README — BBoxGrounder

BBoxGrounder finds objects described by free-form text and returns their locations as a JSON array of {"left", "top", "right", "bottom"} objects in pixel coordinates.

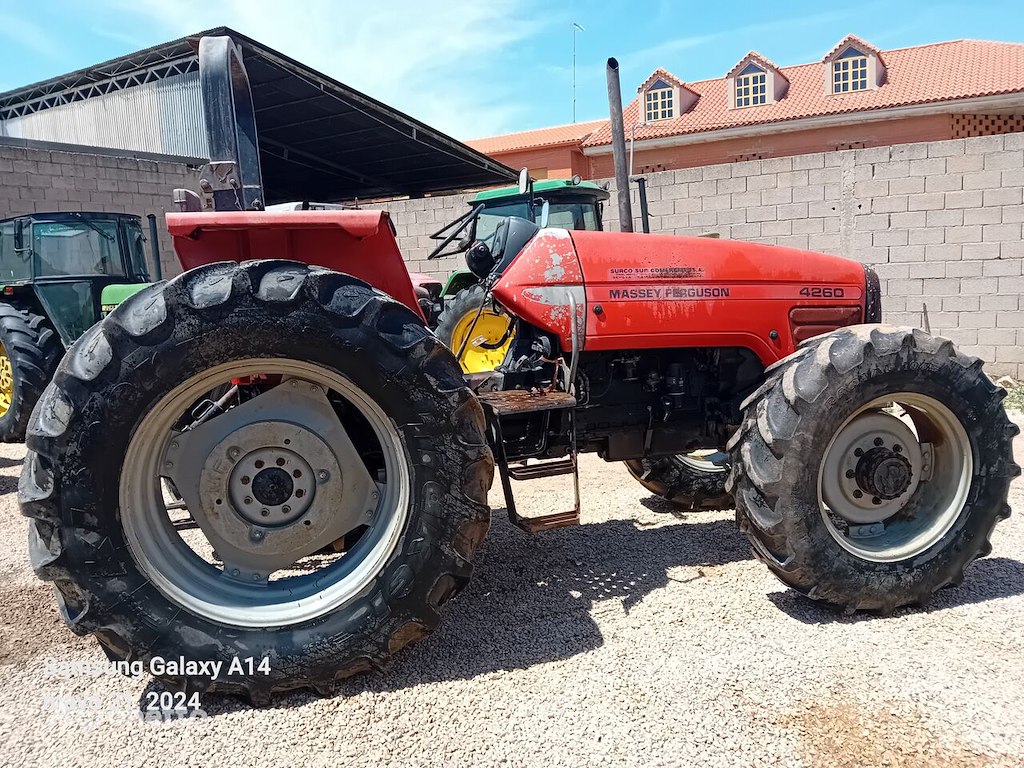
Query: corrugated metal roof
[{"left": 0, "top": 27, "right": 514, "bottom": 201}]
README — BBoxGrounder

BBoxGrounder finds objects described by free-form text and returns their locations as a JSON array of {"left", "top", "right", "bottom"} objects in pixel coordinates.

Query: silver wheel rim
[
  {"left": 677, "top": 450, "right": 728, "bottom": 474},
  {"left": 817, "top": 392, "right": 972, "bottom": 562},
  {"left": 120, "top": 359, "right": 409, "bottom": 628}
]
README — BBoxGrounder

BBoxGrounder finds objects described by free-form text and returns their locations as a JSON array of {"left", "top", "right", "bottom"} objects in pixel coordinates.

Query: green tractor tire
[{"left": 0, "top": 304, "right": 62, "bottom": 442}]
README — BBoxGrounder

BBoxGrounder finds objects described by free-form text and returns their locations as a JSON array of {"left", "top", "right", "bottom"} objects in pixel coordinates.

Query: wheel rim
[
  {"left": 0, "top": 342, "right": 12, "bottom": 417},
  {"left": 120, "top": 359, "right": 409, "bottom": 628},
  {"left": 817, "top": 393, "right": 972, "bottom": 562},
  {"left": 450, "top": 309, "right": 513, "bottom": 373},
  {"left": 677, "top": 450, "right": 728, "bottom": 474}
]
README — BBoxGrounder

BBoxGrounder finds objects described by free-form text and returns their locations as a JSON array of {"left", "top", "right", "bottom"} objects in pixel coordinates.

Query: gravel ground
[{"left": 0, "top": 416, "right": 1022, "bottom": 768}]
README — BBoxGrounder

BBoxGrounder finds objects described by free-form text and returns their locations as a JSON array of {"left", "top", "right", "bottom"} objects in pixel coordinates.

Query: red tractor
[{"left": 21, "top": 38, "right": 1018, "bottom": 703}]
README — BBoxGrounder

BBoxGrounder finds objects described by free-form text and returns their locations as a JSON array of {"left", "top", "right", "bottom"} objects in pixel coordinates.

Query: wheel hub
[
  {"left": 229, "top": 446, "right": 316, "bottom": 526},
  {"left": 821, "top": 411, "right": 924, "bottom": 525},
  {"left": 855, "top": 447, "right": 913, "bottom": 500}
]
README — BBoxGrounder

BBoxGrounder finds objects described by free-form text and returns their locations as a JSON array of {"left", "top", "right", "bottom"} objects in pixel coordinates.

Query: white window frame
[
  {"left": 735, "top": 70, "right": 767, "bottom": 108},
  {"left": 832, "top": 54, "right": 869, "bottom": 93},
  {"left": 645, "top": 87, "right": 674, "bottom": 121}
]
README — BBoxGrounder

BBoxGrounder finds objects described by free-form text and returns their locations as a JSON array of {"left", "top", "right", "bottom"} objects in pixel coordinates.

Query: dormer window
[
  {"left": 832, "top": 48, "right": 869, "bottom": 92},
  {"left": 735, "top": 64, "right": 767, "bottom": 107},
  {"left": 645, "top": 79, "right": 674, "bottom": 121},
  {"left": 727, "top": 51, "right": 788, "bottom": 109},
  {"left": 823, "top": 35, "right": 885, "bottom": 94}
]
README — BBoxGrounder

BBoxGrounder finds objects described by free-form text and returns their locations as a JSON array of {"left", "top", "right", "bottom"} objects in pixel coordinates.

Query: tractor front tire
[
  {"left": 20, "top": 261, "right": 493, "bottom": 703},
  {"left": 0, "top": 304, "right": 61, "bottom": 442},
  {"left": 435, "top": 283, "right": 514, "bottom": 373},
  {"left": 624, "top": 454, "right": 733, "bottom": 511},
  {"left": 728, "top": 325, "right": 1019, "bottom": 614}
]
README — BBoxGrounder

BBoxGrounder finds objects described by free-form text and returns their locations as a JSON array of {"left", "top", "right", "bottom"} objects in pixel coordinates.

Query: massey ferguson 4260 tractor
[{"left": 21, "top": 38, "right": 1019, "bottom": 702}]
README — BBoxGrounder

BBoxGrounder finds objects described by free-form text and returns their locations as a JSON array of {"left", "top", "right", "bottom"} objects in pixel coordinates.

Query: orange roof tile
[
  {"left": 582, "top": 39, "right": 1024, "bottom": 148},
  {"left": 466, "top": 119, "right": 607, "bottom": 155}
]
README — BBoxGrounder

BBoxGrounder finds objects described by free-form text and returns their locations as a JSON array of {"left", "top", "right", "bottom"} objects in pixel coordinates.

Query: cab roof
[{"left": 472, "top": 178, "right": 609, "bottom": 203}]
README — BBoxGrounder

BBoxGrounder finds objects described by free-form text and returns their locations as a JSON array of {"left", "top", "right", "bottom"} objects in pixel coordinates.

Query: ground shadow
[
  {"left": 0, "top": 456, "right": 23, "bottom": 469},
  {"left": 767, "top": 556, "right": 1024, "bottom": 624},
  {"left": 0, "top": 474, "right": 18, "bottom": 496},
  {"left": 181, "top": 509, "right": 748, "bottom": 717}
]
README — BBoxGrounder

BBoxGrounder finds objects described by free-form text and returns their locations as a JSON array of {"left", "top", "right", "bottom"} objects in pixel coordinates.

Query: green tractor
[
  {"left": 433, "top": 177, "right": 609, "bottom": 373},
  {"left": 0, "top": 211, "right": 156, "bottom": 441}
]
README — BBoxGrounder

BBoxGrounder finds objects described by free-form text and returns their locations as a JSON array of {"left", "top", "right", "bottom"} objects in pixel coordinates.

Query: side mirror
[
  {"left": 517, "top": 167, "right": 530, "bottom": 196},
  {"left": 13, "top": 218, "right": 28, "bottom": 252},
  {"left": 539, "top": 199, "right": 550, "bottom": 228}
]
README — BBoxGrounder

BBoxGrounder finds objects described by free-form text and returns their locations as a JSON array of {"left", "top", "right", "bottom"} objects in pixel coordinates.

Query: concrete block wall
[
  {"left": 0, "top": 142, "right": 202, "bottom": 277},
  {"left": 391, "top": 133, "right": 1024, "bottom": 377},
  {"left": 384, "top": 191, "right": 477, "bottom": 281}
]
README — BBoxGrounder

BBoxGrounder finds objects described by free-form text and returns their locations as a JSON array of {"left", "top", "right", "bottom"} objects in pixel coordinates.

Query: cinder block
[
  {"left": 793, "top": 153, "right": 826, "bottom": 170},
  {"left": 760, "top": 220, "right": 792, "bottom": 237},
  {"left": 891, "top": 143, "right": 929, "bottom": 161},
  {"left": 674, "top": 197, "right": 702, "bottom": 214},
  {"left": 906, "top": 260, "right": 946, "bottom": 278},
  {"left": 1003, "top": 205, "right": 1024, "bottom": 223},
  {"left": 856, "top": 146, "right": 891, "bottom": 163},
  {"left": 730, "top": 222, "right": 761, "bottom": 239},
  {"left": 761, "top": 157, "right": 793, "bottom": 173},
  {"left": 889, "top": 211, "right": 927, "bottom": 229},
  {"left": 891, "top": 176, "right": 927, "bottom": 194},
  {"left": 1005, "top": 133, "right": 1024, "bottom": 151},
  {"left": 746, "top": 173, "right": 777, "bottom": 191},
  {"left": 961, "top": 242, "right": 1001, "bottom": 259},
  {"left": 730, "top": 160, "right": 761, "bottom": 177},
  {"left": 792, "top": 185, "right": 826, "bottom": 203},
  {"left": 923, "top": 175, "right": 962, "bottom": 193},
  {"left": 980, "top": 293, "right": 1019, "bottom": 311},
  {"left": 962, "top": 170, "right": 1004, "bottom": 190},
  {"left": 982, "top": 258, "right": 1023, "bottom": 277},
  {"left": 945, "top": 153, "right": 985, "bottom": 173},
  {"left": 701, "top": 195, "right": 732, "bottom": 212},
  {"left": 1000, "top": 168, "right": 1024, "bottom": 187},
  {"left": 925, "top": 208, "right": 963, "bottom": 227},
  {"left": 1000, "top": 241, "right": 1024, "bottom": 259},
  {"left": 806, "top": 200, "right": 836, "bottom": 218},
  {"left": 983, "top": 223, "right": 1022, "bottom": 242},
  {"left": 964, "top": 207, "right": 1002, "bottom": 225},
  {"left": 959, "top": 276, "right": 1000, "bottom": 294},
  {"left": 702, "top": 164, "right": 731, "bottom": 181},
  {"left": 808, "top": 167, "right": 841, "bottom": 186},
  {"left": 792, "top": 218, "right": 825, "bottom": 235},
  {"left": 981, "top": 328, "right": 1017, "bottom": 345},
  {"left": 746, "top": 205, "right": 777, "bottom": 222},
  {"left": 776, "top": 202, "right": 808, "bottom": 220},
  {"left": 761, "top": 187, "right": 793, "bottom": 205},
  {"left": 776, "top": 170, "right": 810, "bottom": 188},
  {"left": 854, "top": 178, "right": 889, "bottom": 198},
  {"left": 688, "top": 211, "right": 717, "bottom": 228},
  {"left": 995, "top": 311, "right": 1024, "bottom": 329},
  {"left": 942, "top": 294, "right": 981, "bottom": 311},
  {"left": 908, "top": 227, "right": 945, "bottom": 245},
  {"left": 716, "top": 207, "right": 746, "bottom": 225},
  {"left": 941, "top": 328, "right": 979, "bottom": 346},
  {"left": 927, "top": 140, "right": 965, "bottom": 158},
  {"left": 873, "top": 161, "right": 910, "bottom": 180},
  {"left": 674, "top": 168, "right": 703, "bottom": 183},
  {"left": 942, "top": 189, "right": 983, "bottom": 209},
  {"left": 887, "top": 243, "right": 924, "bottom": 261},
  {"left": 908, "top": 158, "right": 946, "bottom": 177},
  {"left": 807, "top": 233, "right": 841, "bottom": 253},
  {"left": 946, "top": 261, "right": 984, "bottom": 277},
  {"left": 965, "top": 135, "right": 1005, "bottom": 153},
  {"left": 945, "top": 225, "right": 984, "bottom": 244},
  {"left": 716, "top": 176, "right": 746, "bottom": 195},
  {"left": 661, "top": 183, "right": 691, "bottom": 200},
  {"left": 872, "top": 195, "right": 908, "bottom": 213},
  {"left": 997, "top": 275, "right": 1024, "bottom": 294},
  {"left": 874, "top": 263, "right": 910, "bottom": 280},
  {"left": 688, "top": 179, "right": 717, "bottom": 197},
  {"left": 907, "top": 192, "right": 944, "bottom": 211},
  {"left": 983, "top": 150, "right": 1023, "bottom": 171},
  {"left": 924, "top": 243, "right": 962, "bottom": 262}
]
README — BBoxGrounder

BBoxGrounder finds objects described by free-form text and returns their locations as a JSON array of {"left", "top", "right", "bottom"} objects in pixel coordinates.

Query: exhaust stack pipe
[{"left": 606, "top": 57, "right": 633, "bottom": 233}]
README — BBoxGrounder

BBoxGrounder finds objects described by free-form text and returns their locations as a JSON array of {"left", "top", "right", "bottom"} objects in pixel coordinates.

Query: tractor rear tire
[
  {"left": 728, "top": 325, "right": 1019, "bottom": 614},
  {"left": 20, "top": 261, "right": 493, "bottom": 703},
  {"left": 435, "top": 283, "right": 514, "bottom": 373},
  {"left": 0, "top": 304, "right": 61, "bottom": 443},
  {"left": 624, "top": 454, "right": 733, "bottom": 510}
]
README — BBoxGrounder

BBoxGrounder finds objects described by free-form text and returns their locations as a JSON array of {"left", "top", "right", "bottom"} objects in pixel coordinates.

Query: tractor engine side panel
[{"left": 570, "top": 230, "right": 867, "bottom": 365}]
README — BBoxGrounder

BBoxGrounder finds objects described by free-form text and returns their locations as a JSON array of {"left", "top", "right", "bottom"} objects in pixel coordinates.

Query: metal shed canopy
[{"left": 0, "top": 26, "right": 515, "bottom": 203}]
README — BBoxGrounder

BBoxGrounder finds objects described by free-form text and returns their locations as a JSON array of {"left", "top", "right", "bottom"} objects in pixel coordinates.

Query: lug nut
[
  {"left": 282, "top": 505, "right": 291, "bottom": 514},
  {"left": 251, "top": 529, "right": 265, "bottom": 540},
  {"left": 872, "top": 497, "right": 882, "bottom": 505},
  {"left": 228, "top": 447, "right": 241, "bottom": 459},
  {"left": 318, "top": 470, "right": 329, "bottom": 481},
  {"left": 293, "top": 470, "right": 302, "bottom": 478},
  {"left": 276, "top": 457, "right": 286, "bottom": 466},
  {"left": 252, "top": 573, "right": 261, "bottom": 581},
  {"left": 873, "top": 437, "right": 884, "bottom": 447},
  {"left": 853, "top": 489, "right": 863, "bottom": 499},
  {"left": 260, "top": 509, "right": 270, "bottom": 517},
  {"left": 244, "top": 496, "right": 253, "bottom": 505},
  {"left": 255, "top": 460, "right": 265, "bottom": 469},
  {"left": 893, "top": 444, "right": 902, "bottom": 453},
  {"left": 845, "top": 469, "right": 855, "bottom": 479},
  {"left": 854, "top": 448, "right": 863, "bottom": 457}
]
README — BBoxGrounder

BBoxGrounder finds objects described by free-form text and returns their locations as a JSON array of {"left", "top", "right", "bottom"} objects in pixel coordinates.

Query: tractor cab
[
  {"left": 472, "top": 177, "right": 608, "bottom": 242},
  {"left": 0, "top": 212, "right": 154, "bottom": 347}
]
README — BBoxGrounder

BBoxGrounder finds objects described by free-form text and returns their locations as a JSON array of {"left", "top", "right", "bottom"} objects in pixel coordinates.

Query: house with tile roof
[{"left": 468, "top": 37, "right": 1024, "bottom": 180}]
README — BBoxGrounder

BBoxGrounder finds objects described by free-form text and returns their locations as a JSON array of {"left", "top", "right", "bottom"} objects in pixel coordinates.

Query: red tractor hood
[{"left": 493, "top": 228, "right": 869, "bottom": 365}]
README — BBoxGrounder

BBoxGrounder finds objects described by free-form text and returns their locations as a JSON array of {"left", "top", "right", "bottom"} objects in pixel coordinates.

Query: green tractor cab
[
  {"left": 435, "top": 177, "right": 609, "bottom": 372},
  {"left": 0, "top": 211, "right": 155, "bottom": 440}
]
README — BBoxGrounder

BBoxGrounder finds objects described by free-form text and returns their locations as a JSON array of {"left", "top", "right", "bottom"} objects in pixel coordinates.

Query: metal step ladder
[{"left": 478, "top": 389, "right": 580, "bottom": 533}]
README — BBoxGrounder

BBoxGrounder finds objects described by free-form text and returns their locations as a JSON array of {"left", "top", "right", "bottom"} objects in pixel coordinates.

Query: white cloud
[{"left": 100, "top": 0, "right": 544, "bottom": 138}]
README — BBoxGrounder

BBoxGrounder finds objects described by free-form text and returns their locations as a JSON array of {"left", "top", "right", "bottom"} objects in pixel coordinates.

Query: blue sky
[{"left": 1, "top": 0, "right": 1022, "bottom": 140}]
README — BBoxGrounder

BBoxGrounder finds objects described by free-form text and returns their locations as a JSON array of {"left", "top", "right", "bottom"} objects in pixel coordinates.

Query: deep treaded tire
[
  {"left": 0, "top": 304, "right": 61, "bottom": 442},
  {"left": 624, "top": 455, "right": 733, "bottom": 510},
  {"left": 20, "top": 261, "right": 493, "bottom": 703},
  {"left": 727, "top": 324, "right": 1020, "bottom": 614}
]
